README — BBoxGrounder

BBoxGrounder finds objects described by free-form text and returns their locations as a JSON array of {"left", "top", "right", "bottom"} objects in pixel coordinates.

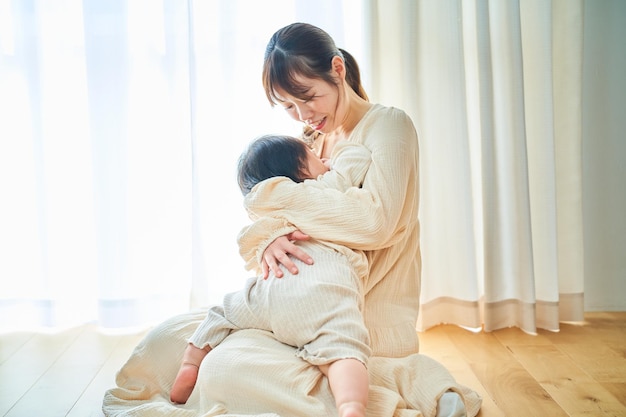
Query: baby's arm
[{"left": 309, "top": 142, "right": 371, "bottom": 192}]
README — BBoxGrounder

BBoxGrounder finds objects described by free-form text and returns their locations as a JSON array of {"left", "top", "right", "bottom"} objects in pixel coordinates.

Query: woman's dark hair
[
  {"left": 262, "top": 22, "right": 368, "bottom": 106},
  {"left": 237, "top": 135, "right": 311, "bottom": 195}
]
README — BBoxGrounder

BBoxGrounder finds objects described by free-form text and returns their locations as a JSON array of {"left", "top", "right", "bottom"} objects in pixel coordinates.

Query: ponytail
[{"left": 339, "top": 48, "right": 368, "bottom": 101}]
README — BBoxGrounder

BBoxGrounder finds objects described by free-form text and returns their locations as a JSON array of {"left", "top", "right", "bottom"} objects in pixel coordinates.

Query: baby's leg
[
  {"left": 170, "top": 343, "right": 211, "bottom": 404},
  {"left": 319, "top": 358, "right": 368, "bottom": 417}
]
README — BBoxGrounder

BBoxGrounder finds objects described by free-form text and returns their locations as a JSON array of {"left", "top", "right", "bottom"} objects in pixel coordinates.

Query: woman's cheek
[{"left": 286, "top": 108, "right": 300, "bottom": 122}]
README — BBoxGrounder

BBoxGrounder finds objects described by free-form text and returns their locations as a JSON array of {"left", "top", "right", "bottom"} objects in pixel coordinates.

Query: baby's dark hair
[{"left": 237, "top": 135, "right": 311, "bottom": 195}]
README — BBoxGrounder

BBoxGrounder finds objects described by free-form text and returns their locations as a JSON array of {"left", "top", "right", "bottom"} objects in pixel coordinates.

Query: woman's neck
[
  {"left": 315, "top": 97, "right": 372, "bottom": 159},
  {"left": 337, "top": 91, "right": 372, "bottom": 138}
]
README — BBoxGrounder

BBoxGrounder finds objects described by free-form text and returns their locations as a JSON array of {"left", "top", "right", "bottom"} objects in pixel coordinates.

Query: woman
[{"left": 103, "top": 23, "right": 481, "bottom": 417}]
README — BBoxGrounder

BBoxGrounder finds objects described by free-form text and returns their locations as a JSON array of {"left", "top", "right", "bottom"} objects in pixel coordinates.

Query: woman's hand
[{"left": 262, "top": 231, "right": 313, "bottom": 279}]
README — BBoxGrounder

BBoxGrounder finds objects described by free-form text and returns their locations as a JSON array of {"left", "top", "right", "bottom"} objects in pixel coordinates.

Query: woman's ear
[{"left": 331, "top": 55, "right": 346, "bottom": 79}]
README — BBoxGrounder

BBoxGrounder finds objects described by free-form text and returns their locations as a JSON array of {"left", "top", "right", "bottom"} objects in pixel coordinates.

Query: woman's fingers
[
  {"left": 261, "top": 259, "right": 271, "bottom": 280},
  {"left": 285, "top": 245, "right": 314, "bottom": 266},
  {"left": 262, "top": 234, "right": 314, "bottom": 279},
  {"left": 287, "top": 230, "right": 310, "bottom": 242}
]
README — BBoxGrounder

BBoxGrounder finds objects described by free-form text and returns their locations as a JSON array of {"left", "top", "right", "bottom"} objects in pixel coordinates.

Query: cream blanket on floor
[{"left": 102, "top": 310, "right": 481, "bottom": 417}]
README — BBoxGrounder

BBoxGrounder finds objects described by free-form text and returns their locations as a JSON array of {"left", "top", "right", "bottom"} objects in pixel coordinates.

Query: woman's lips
[{"left": 310, "top": 117, "right": 326, "bottom": 131}]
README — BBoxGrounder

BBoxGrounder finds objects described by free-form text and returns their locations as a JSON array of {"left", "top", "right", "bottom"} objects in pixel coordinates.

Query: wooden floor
[
  {"left": 419, "top": 311, "right": 626, "bottom": 417},
  {"left": 0, "top": 312, "right": 624, "bottom": 416}
]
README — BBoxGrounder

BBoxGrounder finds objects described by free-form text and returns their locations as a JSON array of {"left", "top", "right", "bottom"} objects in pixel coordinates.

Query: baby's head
[{"left": 237, "top": 134, "right": 328, "bottom": 195}]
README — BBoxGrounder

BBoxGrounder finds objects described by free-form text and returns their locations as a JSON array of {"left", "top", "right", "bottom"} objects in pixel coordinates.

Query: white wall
[{"left": 582, "top": 0, "right": 626, "bottom": 310}]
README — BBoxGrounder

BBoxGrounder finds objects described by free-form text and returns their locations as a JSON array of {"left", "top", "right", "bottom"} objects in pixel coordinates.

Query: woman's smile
[{"left": 310, "top": 117, "right": 327, "bottom": 131}]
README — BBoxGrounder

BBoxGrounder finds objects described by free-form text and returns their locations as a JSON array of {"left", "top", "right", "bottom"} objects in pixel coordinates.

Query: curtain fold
[
  {"left": 479, "top": 0, "right": 538, "bottom": 332},
  {"left": 366, "top": 0, "right": 585, "bottom": 333},
  {"left": 552, "top": 0, "right": 585, "bottom": 322}
]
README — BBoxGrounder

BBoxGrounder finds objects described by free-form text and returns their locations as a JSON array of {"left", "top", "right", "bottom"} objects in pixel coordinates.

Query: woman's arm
[
  {"left": 242, "top": 107, "right": 418, "bottom": 251},
  {"left": 238, "top": 107, "right": 418, "bottom": 277}
]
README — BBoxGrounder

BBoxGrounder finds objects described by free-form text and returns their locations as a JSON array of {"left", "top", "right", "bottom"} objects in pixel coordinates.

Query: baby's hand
[{"left": 322, "top": 158, "right": 332, "bottom": 169}]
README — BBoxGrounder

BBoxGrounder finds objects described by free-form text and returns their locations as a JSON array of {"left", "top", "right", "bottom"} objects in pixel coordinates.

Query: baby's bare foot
[{"left": 170, "top": 362, "right": 199, "bottom": 404}]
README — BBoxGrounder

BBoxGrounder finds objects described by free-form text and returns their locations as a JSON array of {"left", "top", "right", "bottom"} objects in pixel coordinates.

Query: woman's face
[{"left": 274, "top": 75, "right": 345, "bottom": 135}]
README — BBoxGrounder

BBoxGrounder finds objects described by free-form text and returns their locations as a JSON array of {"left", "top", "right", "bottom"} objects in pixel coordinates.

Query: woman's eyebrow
[{"left": 274, "top": 87, "right": 314, "bottom": 103}]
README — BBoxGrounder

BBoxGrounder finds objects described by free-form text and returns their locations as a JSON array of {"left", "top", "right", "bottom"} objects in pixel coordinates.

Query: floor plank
[
  {"left": 510, "top": 344, "right": 625, "bottom": 416},
  {"left": 442, "top": 325, "right": 569, "bottom": 417},
  {"left": 66, "top": 329, "right": 148, "bottom": 417},
  {"left": 419, "top": 326, "right": 503, "bottom": 417},
  {"left": 0, "top": 326, "right": 85, "bottom": 416},
  {"left": 555, "top": 341, "right": 626, "bottom": 384},
  {"left": 601, "top": 382, "right": 626, "bottom": 408},
  {"left": 0, "top": 332, "right": 34, "bottom": 365},
  {"left": 4, "top": 325, "right": 120, "bottom": 417}
]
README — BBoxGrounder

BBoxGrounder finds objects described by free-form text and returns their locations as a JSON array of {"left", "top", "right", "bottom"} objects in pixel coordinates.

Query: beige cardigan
[{"left": 102, "top": 104, "right": 482, "bottom": 417}]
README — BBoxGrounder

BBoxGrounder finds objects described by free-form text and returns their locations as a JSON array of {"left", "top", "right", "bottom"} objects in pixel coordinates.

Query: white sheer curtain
[
  {"left": 0, "top": 0, "right": 365, "bottom": 331},
  {"left": 365, "top": 0, "right": 585, "bottom": 333},
  {"left": 0, "top": 0, "right": 193, "bottom": 330},
  {"left": 0, "top": 0, "right": 587, "bottom": 334}
]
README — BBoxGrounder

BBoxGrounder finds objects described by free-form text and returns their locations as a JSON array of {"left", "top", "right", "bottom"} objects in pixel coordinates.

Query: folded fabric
[{"left": 103, "top": 310, "right": 482, "bottom": 417}]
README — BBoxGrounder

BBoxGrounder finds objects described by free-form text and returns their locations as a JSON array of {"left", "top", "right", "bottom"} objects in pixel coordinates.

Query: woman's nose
[{"left": 296, "top": 105, "right": 312, "bottom": 123}]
